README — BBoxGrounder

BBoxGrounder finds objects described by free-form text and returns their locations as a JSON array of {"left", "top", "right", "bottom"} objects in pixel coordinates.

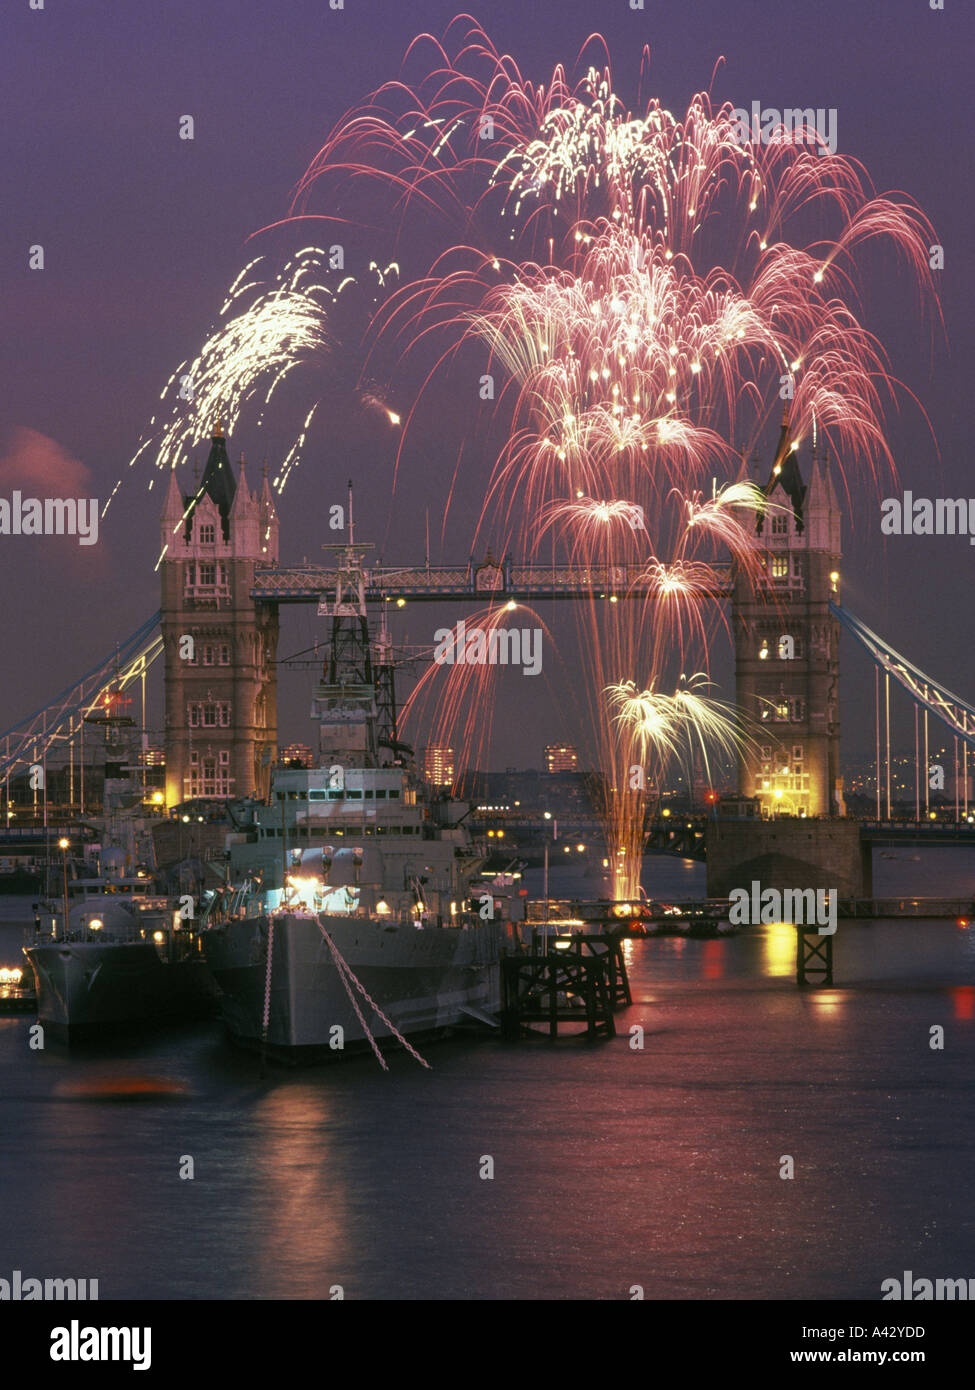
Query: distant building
[
  {"left": 422, "top": 746, "right": 455, "bottom": 786},
  {"left": 544, "top": 743, "right": 578, "bottom": 773},
  {"left": 280, "top": 742, "right": 314, "bottom": 768}
]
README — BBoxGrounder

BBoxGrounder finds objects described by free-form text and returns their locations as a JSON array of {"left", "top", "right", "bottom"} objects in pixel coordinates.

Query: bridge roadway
[
  {"left": 250, "top": 557, "right": 733, "bottom": 604},
  {"left": 472, "top": 812, "right": 975, "bottom": 862}
]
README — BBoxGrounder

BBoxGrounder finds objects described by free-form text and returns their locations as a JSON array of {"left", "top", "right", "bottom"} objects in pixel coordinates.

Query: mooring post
[{"left": 796, "top": 926, "right": 834, "bottom": 987}]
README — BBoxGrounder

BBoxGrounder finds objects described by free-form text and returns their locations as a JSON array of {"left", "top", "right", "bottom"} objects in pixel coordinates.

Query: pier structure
[{"left": 500, "top": 931, "right": 630, "bottom": 1040}]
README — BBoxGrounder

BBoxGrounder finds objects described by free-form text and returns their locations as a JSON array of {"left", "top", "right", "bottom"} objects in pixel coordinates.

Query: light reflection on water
[{"left": 0, "top": 846, "right": 973, "bottom": 1301}]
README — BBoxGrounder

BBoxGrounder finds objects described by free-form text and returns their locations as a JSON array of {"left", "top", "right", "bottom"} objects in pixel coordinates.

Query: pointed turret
[
  {"left": 230, "top": 454, "right": 252, "bottom": 519},
  {"left": 191, "top": 416, "right": 237, "bottom": 538},
  {"left": 804, "top": 439, "right": 841, "bottom": 554},
  {"left": 758, "top": 405, "right": 806, "bottom": 533},
  {"left": 160, "top": 467, "right": 185, "bottom": 554},
  {"left": 162, "top": 468, "right": 183, "bottom": 522},
  {"left": 258, "top": 460, "right": 279, "bottom": 561}
]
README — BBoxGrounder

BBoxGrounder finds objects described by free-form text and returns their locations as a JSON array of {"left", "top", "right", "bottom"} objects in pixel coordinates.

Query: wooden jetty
[{"left": 500, "top": 932, "right": 630, "bottom": 1040}]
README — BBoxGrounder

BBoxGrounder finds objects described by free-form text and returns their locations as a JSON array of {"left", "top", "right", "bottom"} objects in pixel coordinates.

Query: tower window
[
  {"left": 198, "top": 563, "right": 216, "bottom": 587},
  {"left": 781, "top": 634, "right": 803, "bottom": 659},
  {"left": 771, "top": 515, "right": 788, "bottom": 535},
  {"left": 199, "top": 524, "right": 216, "bottom": 545},
  {"left": 189, "top": 700, "right": 231, "bottom": 728}
]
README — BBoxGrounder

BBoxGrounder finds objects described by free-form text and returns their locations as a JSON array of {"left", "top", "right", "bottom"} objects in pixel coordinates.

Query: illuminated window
[
  {"left": 189, "top": 701, "right": 231, "bottom": 729},
  {"left": 770, "top": 556, "right": 789, "bottom": 580}
]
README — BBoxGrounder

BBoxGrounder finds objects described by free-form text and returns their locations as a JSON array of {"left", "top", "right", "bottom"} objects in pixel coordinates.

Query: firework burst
[{"left": 127, "top": 18, "right": 941, "bottom": 898}]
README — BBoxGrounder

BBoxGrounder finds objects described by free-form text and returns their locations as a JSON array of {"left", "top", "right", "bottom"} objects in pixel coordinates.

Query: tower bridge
[
  {"left": 249, "top": 558, "right": 733, "bottom": 604},
  {"left": 2, "top": 416, "right": 972, "bottom": 875}
]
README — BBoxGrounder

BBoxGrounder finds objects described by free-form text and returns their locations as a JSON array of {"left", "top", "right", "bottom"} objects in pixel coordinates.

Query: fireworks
[
  {"left": 289, "top": 20, "right": 938, "bottom": 894},
  {"left": 115, "top": 249, "right": 400, "bottom": 517},
  {"left": 128, "top": 18, "right": 940, "bottom": 898}
]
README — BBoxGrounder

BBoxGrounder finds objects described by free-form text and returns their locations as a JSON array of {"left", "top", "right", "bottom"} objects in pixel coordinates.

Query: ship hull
[
  {"left": 204, "top": 912, "right": 502, "bottom": 1062},
  {"left": 23, "top": 941, "right": 220, "bottom": 1039}
]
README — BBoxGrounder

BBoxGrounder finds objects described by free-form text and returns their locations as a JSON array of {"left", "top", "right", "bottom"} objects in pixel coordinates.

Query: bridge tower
[
  {"left": 732, "top": 410, "right": 843, "bottom": 818},
  {"left": 159, "top": 421, "right": 279, "bottom": 807}
]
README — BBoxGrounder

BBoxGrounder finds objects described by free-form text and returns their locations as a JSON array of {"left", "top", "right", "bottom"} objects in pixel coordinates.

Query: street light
[
  {"left": 542, "top": 812, "right": 558, "bottom": 920},
  {"left": 57, "top": 837, "right": 70, "bottom": 939}
]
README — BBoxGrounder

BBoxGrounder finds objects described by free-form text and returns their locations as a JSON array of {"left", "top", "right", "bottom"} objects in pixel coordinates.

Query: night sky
[{"left": 1, "top": 0, "right": 971, "bottom": 773}]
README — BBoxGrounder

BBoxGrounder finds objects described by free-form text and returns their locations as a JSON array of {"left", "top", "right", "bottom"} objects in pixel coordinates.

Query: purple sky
[{"left": 1, "top": 0, "right": 972, "bottom": 773}]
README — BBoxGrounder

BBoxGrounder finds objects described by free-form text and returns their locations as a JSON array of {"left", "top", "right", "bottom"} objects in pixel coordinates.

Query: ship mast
[{"left": 311, "top": 482, "right": 400, "bottom": 768}]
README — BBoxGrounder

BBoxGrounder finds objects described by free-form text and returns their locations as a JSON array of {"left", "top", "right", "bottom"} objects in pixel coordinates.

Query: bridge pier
[
  {"left": 860, "top": 840, "right": 874, "bottom": 897},
  {"left": 705, "top": 818, "right": 865, "bottom": 898}
]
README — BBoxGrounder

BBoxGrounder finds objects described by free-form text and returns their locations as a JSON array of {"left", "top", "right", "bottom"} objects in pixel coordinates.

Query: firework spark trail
[
  {"left": 128, "top": 18, "right": 940, "bottom": 898},
  {"left": 284, "top": 20, "right": 940, "bottom": 896},
  {"left": 398, "top": 602, "right": 559, "bottom": 787},
  {"left": 113, "top": 250, "right": 402, "bottom": 521}
]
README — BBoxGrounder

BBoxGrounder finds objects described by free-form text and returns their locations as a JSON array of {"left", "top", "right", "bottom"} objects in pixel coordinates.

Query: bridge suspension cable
[
  {"left": 0, "top": 612, "right": 163, "bottom": 787},
  {"left": 832, "top": 602, "right": 972, "bottom": 822},
  {"left": 831, "top": 603, "right": 975, "bottom": 747}
]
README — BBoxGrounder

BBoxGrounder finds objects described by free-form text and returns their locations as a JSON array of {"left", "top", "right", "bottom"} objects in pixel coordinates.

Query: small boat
[
  {"left": 0, "top": 963, "right": 36, "bottom": 1014},
  {"left": 23, "top": 872, "right": 219, "bottom": 1040}
]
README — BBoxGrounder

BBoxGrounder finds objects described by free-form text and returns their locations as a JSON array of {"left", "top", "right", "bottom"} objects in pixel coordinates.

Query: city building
[
  {"left": 544, "top": 742, "right": 578, "bottom": 773},
  {"left": 160, "top": 420, "right": 279, "bottom": 805},
  {"left": 279, "top": 743, "right": 314, "bottom": 768},
  {"left": 422, "top": 746, "right": 455, "bottom": 786}
]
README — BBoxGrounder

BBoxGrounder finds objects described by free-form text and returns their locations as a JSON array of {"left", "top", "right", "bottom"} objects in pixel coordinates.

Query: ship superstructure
[{"left": 202, "top": 506, "right": 504, "bottom": 1061}]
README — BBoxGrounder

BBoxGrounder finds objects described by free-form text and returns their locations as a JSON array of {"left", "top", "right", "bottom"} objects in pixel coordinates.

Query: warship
[
  {"left": 201, "top": 522, "right": 505, "bottom": 1063},
  {"left": 23, "top": 858, "right": 218, "bottom": 1039}
]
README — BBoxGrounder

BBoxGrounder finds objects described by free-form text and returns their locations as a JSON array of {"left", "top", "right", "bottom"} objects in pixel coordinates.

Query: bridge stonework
[
  {"left": 705, "top": 819, "right": 866, "bottom": 898},
  {"left": 732, "top": 419, "right": 843, "bottom": 819},
  {"left": 159, "top": 425, "right": 279, "bottom": 807}
]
